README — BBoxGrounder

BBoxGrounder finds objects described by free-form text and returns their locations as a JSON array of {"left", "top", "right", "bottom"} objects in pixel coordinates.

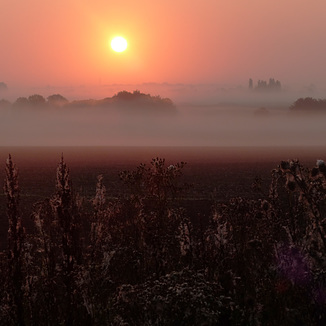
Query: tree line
[
  {"left": 290, "top": 97, "right": 326, "bottom": 112},
  {"left": 0, "top": 90, "right": 175, "bottom": 111}
]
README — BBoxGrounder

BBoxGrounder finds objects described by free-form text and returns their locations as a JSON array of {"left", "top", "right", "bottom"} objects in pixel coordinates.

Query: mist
[{"left": 1, "top": 98, "right": 325, "bottom": 147}]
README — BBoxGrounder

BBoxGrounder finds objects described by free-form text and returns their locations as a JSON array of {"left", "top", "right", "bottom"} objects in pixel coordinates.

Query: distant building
[
  {"left": 248, "top": 78, "right": 253, "bottom": 90},
  {"left": 249, "top": 78, "right": 281, "bottom": 91}
]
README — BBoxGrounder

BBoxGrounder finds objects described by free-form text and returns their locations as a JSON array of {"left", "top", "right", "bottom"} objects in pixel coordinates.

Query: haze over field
[{"left": 0, "top": 101, "right": 325, "bottom": 147}]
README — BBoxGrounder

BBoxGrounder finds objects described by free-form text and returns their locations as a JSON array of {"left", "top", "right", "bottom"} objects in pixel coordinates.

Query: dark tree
[
  {"left": 47, "top": 94, "right": 68, "bottom": 107},
  {"left": 290, "top": 97, "right": 326, "bottom": 112},
  {"left": 28, "top": 94, "right": 46, "bottom": 106},
  {"left": 13, "top": 97, "right": 29, "bottom": 108}
]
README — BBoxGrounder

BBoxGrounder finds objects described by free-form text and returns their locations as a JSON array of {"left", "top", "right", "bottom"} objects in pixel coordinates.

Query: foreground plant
[
  {"left": 3, "top": 155, "right": 25, "bottom": 325},
  {"left": 0, "top": 155, "right": 326, "bottom": 325}
]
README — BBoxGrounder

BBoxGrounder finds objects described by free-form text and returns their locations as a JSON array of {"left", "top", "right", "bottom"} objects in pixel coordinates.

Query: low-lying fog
[{"left": 0, "top": 104, "right": 325, "bottom": 147}]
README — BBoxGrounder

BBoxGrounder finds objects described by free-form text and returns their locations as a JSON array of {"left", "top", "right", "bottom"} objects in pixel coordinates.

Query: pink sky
[{"left": 1, "top": 0, "right": 326, "bottom": 94}]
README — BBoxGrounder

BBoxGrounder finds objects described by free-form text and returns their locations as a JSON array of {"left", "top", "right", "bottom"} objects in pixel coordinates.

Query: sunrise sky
[{"left": 1, "top": 0, "right": 326, "bottom": 95}]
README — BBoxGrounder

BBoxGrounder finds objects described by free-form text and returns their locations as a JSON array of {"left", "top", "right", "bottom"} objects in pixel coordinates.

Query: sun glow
[{"left": 111, "top": 36, "right": 128, "bottom": 52}]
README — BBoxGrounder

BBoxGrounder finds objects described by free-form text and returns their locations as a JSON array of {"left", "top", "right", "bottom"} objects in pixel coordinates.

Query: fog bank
[{"left": 0, "top": 103, "right": 325, "bottom": 147}]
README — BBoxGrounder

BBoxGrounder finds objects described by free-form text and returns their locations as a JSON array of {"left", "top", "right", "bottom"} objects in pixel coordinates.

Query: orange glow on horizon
[{"left": 1, "top": 0, "right": 326, "bottom": 88}]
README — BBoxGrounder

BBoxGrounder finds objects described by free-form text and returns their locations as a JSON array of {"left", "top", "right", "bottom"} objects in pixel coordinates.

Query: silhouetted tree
[
  {"left": 110, "top": 90, "right": 176, "bottom": 111},
  {"left": 28, "top": 94, "right": 46, "bottom": 106},
  {"left": 47, "top": 94, "right": 68, "bottom": 107},
  {"left": 290, "top": 97, "right": 326, "bottom": 112},
  {"left": 13, "top": 97, "right": 29, "bottom": 108}
]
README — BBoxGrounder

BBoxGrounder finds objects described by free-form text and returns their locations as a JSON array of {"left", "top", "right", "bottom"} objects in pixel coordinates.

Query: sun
[{"left": 111, "top": 36, "right": 128, "bottom": 53}]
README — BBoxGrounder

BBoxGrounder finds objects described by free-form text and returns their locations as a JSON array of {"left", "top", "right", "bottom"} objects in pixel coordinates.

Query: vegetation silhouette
[
  {"left": 47, "top": 94, "right": 69, "bottom": 107},
  {"left": 7, "top": 90, "right": 176, "bottom": 114},
  {"left": 0, "top": 155, "right": 326, "bottom": 325},
  {"left": 290, "top": 97, "right": 326, "bottom": 112},
  {"left": 27, "top": 94, "right": 46, "bottom": 107}
]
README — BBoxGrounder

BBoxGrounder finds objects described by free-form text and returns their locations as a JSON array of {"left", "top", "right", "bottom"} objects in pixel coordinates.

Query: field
[{"left": 0, "top": 146, "right": 324, "bottom": 249}]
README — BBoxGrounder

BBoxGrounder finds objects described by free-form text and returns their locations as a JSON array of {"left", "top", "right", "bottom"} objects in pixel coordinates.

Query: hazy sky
[{"left": 1, "top": 0, "right": 326, "bottom": 94}]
